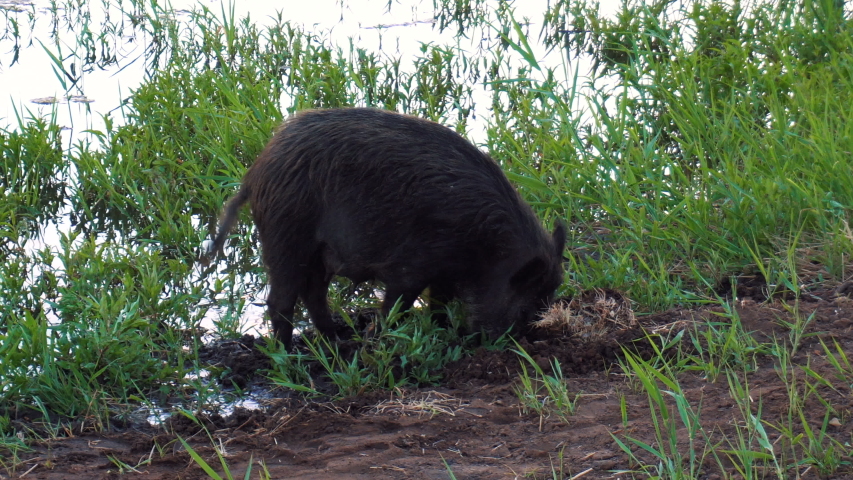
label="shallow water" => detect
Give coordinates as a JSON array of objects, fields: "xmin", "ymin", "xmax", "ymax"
[
  {"xmin": 1, "ymin": 0, "xmax": 468, "ymax": 135},
  {"xmin": 1, "ymin": 0, "xmax": 584, "ymax": 141}
]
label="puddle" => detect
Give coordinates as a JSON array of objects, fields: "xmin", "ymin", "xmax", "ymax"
[{"xmin": 141, "ymin": 377, "xmax": 270, "ymax": 427}]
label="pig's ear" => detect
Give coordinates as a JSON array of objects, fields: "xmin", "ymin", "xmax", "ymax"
[
  {"xmin": 552, "ymin": 220, "xmax": 566, "ymax": 258},
  {"xmin": 510, "ymin": 256, "xmax": 547, "ymax": 290}
]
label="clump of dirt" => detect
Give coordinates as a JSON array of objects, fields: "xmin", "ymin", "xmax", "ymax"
[
  {"xmin": 535, "ymin": 288, "xmax": 636, "ymax": 341},
  {"xmin": 443, "ymin": 289, "xmax": 684, "ymax": 387},
  {"xmin": 198, "ymin": 334, "xmax": 271, "ymax": 389},
  {"xmin": 715, "ymin": 272, "xmax": 772, "ymax": 301}
]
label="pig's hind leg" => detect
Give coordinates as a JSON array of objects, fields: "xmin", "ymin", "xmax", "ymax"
[
  {"xmin": 265, "ymin": 272, "xmax": 300, "ymax": 350},
  {"xmin": 299, "ymin": 250, "xmax": 337, "ymax": 340}
]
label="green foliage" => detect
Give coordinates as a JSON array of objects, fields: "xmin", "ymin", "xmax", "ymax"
[
  {"xmin": 720, "ymin": 372, "xmax": 785, "ymax": 479},
  {"xmin": 0, "ymin": 298, "xmax": 186, "ymax": 420},
  {"xmin": 498, "ymin": 0, "xmax": 853, "ymax": 304},
  {"xmin": 52, "ymin": 231, "xmax": 203, "ymax": 327},
  {"xmin": 0, "ymin": 233, "xmax": 201, "ymax": 419},
  {"xmin": 769, "ymin": 336, "xmax": 853, "ymax": 475},
  {"xmin": 358, "ymin": 303, "xmax": 465, "ymax": 388},
  {"xmin": 613, "ymin": 347, "xmax": 711, "ymax": 479},
  {"xmin": 264, "ymin": 303, "xmax": 464, "ymax": 398},
  {"xmin": 260, "ymin": 347, "xmax": 319, "ymax": 396},
  {"xmin": 512, "ymin": 341, "xmax": 580, "ymax": 423},
  {"xmin": 0, "ymin": 115, "xmax": 65, "ymax": 235},
  {"xmin": 818, "ymin": 338, "xmax": 853, "ymax": 391},
  {"xmin": 687, "ymin": 302, "xmax": 767, "ymax": 381}
]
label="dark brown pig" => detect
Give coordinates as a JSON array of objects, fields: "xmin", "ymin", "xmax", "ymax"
[{"xmin": 209, "ymin": 108, "xmax": 565, "ymax": 349}]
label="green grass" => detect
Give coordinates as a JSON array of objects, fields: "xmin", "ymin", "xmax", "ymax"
[
  {"xmin": 612, "ymin": 348, "xmax": 711, "ymax": 479},
  {"xmin": 2, "ymin": 0, "xmax": 853, "ymax": 477},
  {"xmin": 0, "ymin": 113, "xmax": 65, "ymax": 234},
  {"xmin": 263, "ymin": 301, "xmax": 465, "ymax": 397},
  {"xmin": 686, "ymin": 301, "xmax": 767, "ymax": 381},
  {"xmin": 512, "ymin": 341, "xmax": 580, "ymax": 424}
]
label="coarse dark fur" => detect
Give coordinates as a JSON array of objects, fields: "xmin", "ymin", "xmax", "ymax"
[{"xmin": 210, "ymin": 108, "xmax": 566, "ymax": 349}]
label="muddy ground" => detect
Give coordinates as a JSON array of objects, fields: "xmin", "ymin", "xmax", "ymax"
[{"xmin": 5, "ymin": 285, "xmax": 853, "ymax": 479}]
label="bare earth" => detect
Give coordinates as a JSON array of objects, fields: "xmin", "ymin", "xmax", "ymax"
[{"xmin": 6, "ymin": 285, "xmax": 853, "ymax": 479}]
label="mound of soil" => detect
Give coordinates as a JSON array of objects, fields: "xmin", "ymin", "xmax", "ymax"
[
  {"xmin": 199, "ymin": 334, "xmax": 271, "ymax": 390},
  {"xmin": 6, "ymin": 288, "xmax": 853, "ymax": 479}
]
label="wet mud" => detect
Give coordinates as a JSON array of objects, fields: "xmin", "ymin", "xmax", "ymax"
[{"xmin": 6, "ymin": 287, "xmax": 853, "ymax": 479}]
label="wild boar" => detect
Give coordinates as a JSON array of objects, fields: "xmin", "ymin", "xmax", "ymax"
[{"xmin": 209, "ymin": 108, "xmax": 565, "ymax": 348}]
